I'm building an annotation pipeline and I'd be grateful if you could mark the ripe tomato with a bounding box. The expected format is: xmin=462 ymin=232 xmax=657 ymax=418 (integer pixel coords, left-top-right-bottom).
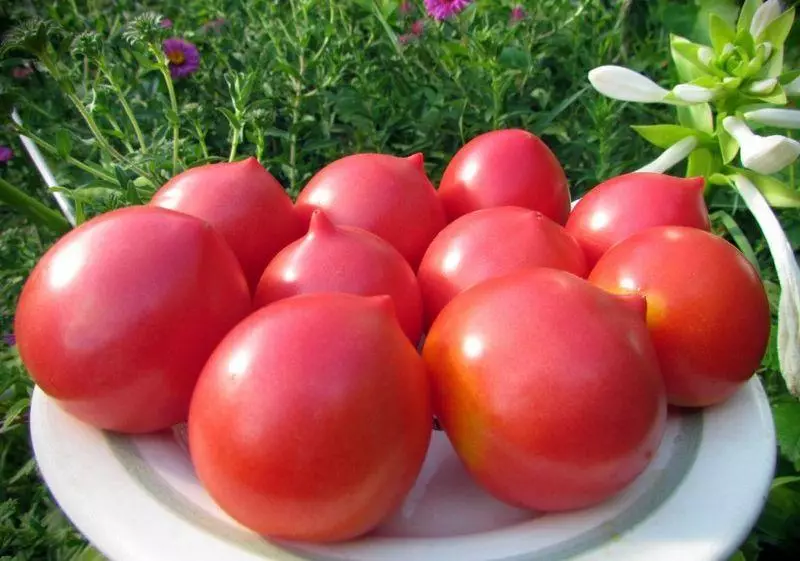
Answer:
xmin=437 ymin=129 xmax=571 ymax=224
xmin=294 ymin=153 xmax=446 ymax=269
xmin=589 ymin=226 xmax=771 ymax=407
xmin=150 ymin=157 xmax=304 ymax=291
xmin=15 ymin=206 xmax=251 ymax=433
xmin=566 ymin=173 xmax=710 ymax=267
xmin=255 ymin=210 xmax=423 ymax=343
xmin=189 ymin=293 xmax=432 ymax=542
xmin=423 ymin=268 xmax=665 ymax=511
xmin=417 ymin=206 xmax=587 ymax=327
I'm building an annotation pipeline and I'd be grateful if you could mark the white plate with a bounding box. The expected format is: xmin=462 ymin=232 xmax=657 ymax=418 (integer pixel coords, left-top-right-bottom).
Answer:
xmin=30 ymin=377 xmax=775 ymax=561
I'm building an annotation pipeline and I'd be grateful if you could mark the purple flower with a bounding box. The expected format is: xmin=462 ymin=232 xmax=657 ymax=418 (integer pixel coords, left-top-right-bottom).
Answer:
xmin=424 ymin=0 xmax=472 ymax=20
xmin=399 ymin=1 xmax=414 ymax=14
xmin=411 ymin=19 xmax=425 ymax=36
xmin=162 ymin=38 xmax=200 ymax=79
xmin=510 ymin=5 xmax=526 ymax=22
xmin=0 ymin=146 xmax=13 ymax=163
xmin=12 ymin=66 xmax=33 ymax=79
xmin=203 ymin=18 xmax=226 ymax=32
xmin=2 ymin=333 xmax=15 ymax=347
xmin=160 ymin=18 xmax=173 ymax=29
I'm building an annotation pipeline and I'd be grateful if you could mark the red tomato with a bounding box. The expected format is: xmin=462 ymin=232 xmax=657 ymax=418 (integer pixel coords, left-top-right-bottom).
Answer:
xmin=189 ymin=293 xmax=432 ymax=542
xmin=255 ymin=210 xmax=423 ymax=343
xmin=566 ymin=173 xmax=710 ymax=267
xmin=150 ymin=157 xmax=304 ymax=291
xmin=423 ymin=268 xmax=665 ymax=511
xmin=417 ymin=206 xmax=587 ymax=327
xmin=15 ymin=206 xmax=251 ymax=433
xmin=437 ymin=129 xmax=571 ymax=224
xmin=589 ymin=226 xmax=771 ymax=407
xmin=294 ymin=153 xmax=446 ymax=269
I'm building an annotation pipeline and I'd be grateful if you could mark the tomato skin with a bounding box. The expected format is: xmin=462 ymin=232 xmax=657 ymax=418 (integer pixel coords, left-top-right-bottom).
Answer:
xmin=14 ymin=206 xmax=251 ymax=433
xmin=255 ymin=210 xmax=423 ymax=343
xmin=294 ymin=153 xmax=446 ymax=270
xmin=438 ymin=129 xmax=571 ymax=224
xmin=566 ymin=173 xmax=710 ymax=267
xmin=189 ymin=293 xmax=432 ymax=542
xmin=417 ymin=206 xmax=587 ymax=327
xmin=423 ymin=268 xmax=665 ymax=511
xmin=150 ymin=157 xmax=304 ymax=291
xmin=589 ymin=226 xmax=771 ymax=407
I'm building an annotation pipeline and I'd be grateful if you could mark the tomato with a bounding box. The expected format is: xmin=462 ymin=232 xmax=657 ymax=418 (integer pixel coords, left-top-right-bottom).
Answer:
xmin=437 ymin=129 xmax=571 ymax=224
xmin=423 ymin=268 xmax=665 ymax=511
xmin=189 ymin=293 xmax=432 ymax=542
xmin=294 ymin=153 xmax=446 ymax=269
xmin=566 ymin=173 xmax=710 ymax=267
xmin=15 ymin=206 xmax=251 ymax=433
xmin=150 ymin=157 xmax=304 ymax=291
xmin=589 ymin=226 xmax=771 ymax=407
xmin=255 ymin=210 xmax=423 ymax=343
xmin=417 ymin=206 xmax=587 ymax=327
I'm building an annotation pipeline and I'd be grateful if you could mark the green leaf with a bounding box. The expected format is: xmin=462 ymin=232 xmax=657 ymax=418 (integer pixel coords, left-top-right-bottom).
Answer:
xmin=727 ymin=551 xmax=746 ymax=561
xmin=772 ymin=476 xmax=800 ymax=490
xmin=710 ymin=210 xmax=760 ymax=270
xmin=780 ymin=70 xmax=800 ymax=85
xmin=709 ymin=13 xmax=736 ymax=52
xmin=55 ymin=129 xmax=72 ymax=158
xmin=677 ymin=102 xmax=714 ymax=134
xmin=631 ymin=124 xmax=704 ymax=149
xmin=759 ymin=7 xmax=794 ymax=47
xmin=670 ymin=34 xmax=710 ymax=82
xmin=498 ymin=46 xmax=530 ymax=70
xmin=1 ymin=397 xmax=30 ymax=433
xmin=761 ymin=46 xmax=784 ymax=79
xmin=686 ymin=147 xmax=718 ymax=177
xmin=737 ymin=0 xmax=762 ymax=35
xmin=716 ymin=113 xmax=740 ymax=164
xmin=748 ymin=84 xmax=787 ymax=105
xmin=737 ymin=169 xmax=800 ymax=208
xmin=773 ymin=400 xmax=800 ymax=469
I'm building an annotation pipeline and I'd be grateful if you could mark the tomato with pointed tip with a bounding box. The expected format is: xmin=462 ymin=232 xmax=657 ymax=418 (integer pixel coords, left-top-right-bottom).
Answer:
xmin=255 ymin=210 xmax=423 ymax=343
xmin=14 ymin=206 xmax=252 ymax=433
xmin=438 ymin=129 xmax=571 ymax=224
xmin=150 ymin=157 xmax=304 ymax=291
xmin=589 ymin=226 xmax=771 ymax=407
xmin=294 ymin=153 xmax=446 ymax=269
xmin=417 ymin=206 xmax=587 ymax=327
xmin=566 ymin=173 xmax=710 ymax=267
xmin=423 ymin=268 xmax=666 ymax=512
xmin=189 ymin=293 xmax=432 ymax=542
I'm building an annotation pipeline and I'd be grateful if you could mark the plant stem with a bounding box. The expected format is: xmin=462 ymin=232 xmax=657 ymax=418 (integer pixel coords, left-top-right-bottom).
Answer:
xmin=152 ymin=47 xmax=181 ymax=174
xmin=100 ymin=63 xmax=148 ymax=154
xmin=0 ymin=177 xmax=71 ymax=234
xmin=228 ymin=125 xmax=241 ymax=162
xmin=13 ymin=125 xmax=117 ymax=183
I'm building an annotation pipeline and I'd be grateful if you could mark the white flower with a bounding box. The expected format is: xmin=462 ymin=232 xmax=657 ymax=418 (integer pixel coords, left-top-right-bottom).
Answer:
xmin=744 ymin=108 xmax=800 ymax=129
xmin=757 ymin=41 xmax=774 ymax=61
xmin=722 ymin=43 xmax=735 ymax=57
xmin=588 ymin=65 xmax=669 ymax=103
xmin=750 ymin=0 xmax=783 ymax=42
xmin=697 ymin=46 xmax=715 ymax=67
xmin=723 ymin=116 xmax=800 ymax=174
xmin=636 ymin=136 xmax=699 ymax=173
xmin=746 ymin=78 xmax=778 ymax=95
xmin=672 ymin=84 xmax=718 ymax=103
xmin=731 ymin=174 xmax=800 ymax=397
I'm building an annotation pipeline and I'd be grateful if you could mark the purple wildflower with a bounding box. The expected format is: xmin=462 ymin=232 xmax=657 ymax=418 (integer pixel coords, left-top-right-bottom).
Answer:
xmin=510 ymin=5 xmax=526 ymax=22
xmin=0 ymin=146 xmax=13 ymax=163
xmin=411 ymin=19 xmax=425 ymax=36
xmin=12 ymin=66 xmax=33 ymax=79
xmin=160 ymin=18 xmax=173 ymax=29
xmin=2 ymin=333 xmax=15 ymax=347
xmin=424 ymin=0 xmax=472 ymax=20
xmin=399 ymin=1 xmax=414 ymax=14
xmin=162 ymin=38 xmax=200 ymax=79
xmin=203 ymin=18 xmax=226 ymax=32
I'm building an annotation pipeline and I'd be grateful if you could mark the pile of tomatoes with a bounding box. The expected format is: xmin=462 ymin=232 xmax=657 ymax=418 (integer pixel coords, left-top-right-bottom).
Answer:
xmin=15 ymin=129 xmax=771 ymax=543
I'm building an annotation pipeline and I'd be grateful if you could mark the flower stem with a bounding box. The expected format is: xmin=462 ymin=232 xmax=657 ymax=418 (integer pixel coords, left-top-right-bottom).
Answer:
xmin=100 ymin=63 xmax=148 ymax=154
xmin=0 ymin=177 xmax=71 ymax=234
xmin=152 ymin=47 xmax=181 ymax=174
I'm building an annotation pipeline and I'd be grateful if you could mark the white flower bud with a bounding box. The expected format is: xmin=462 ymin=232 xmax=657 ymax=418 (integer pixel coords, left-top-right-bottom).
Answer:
xmin=723 ymin=116 xmax=800 ymax=174
xmin=636 ymin=136 xmax=699 ymax=173
xmin=746 ymin=78 xmax=778 ymax=94
xmin=673 ymin=84 xmax=718 ymax=103
xmin=750 ymin=0 xmax=783 ymax=41
xmin=588 ymin=66 xmax=669 ymax=103
xmin=744 ymin=108 xmax=800 ymax=129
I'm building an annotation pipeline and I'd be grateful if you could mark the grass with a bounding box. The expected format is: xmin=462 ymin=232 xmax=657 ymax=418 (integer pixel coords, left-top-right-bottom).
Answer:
xmin=0 ymin=0 xmax=799 ymax=559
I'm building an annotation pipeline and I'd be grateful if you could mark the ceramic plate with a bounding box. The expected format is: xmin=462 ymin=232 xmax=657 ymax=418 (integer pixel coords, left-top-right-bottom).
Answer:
xmin=30 ymin=376 xmax=775 ymax=561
